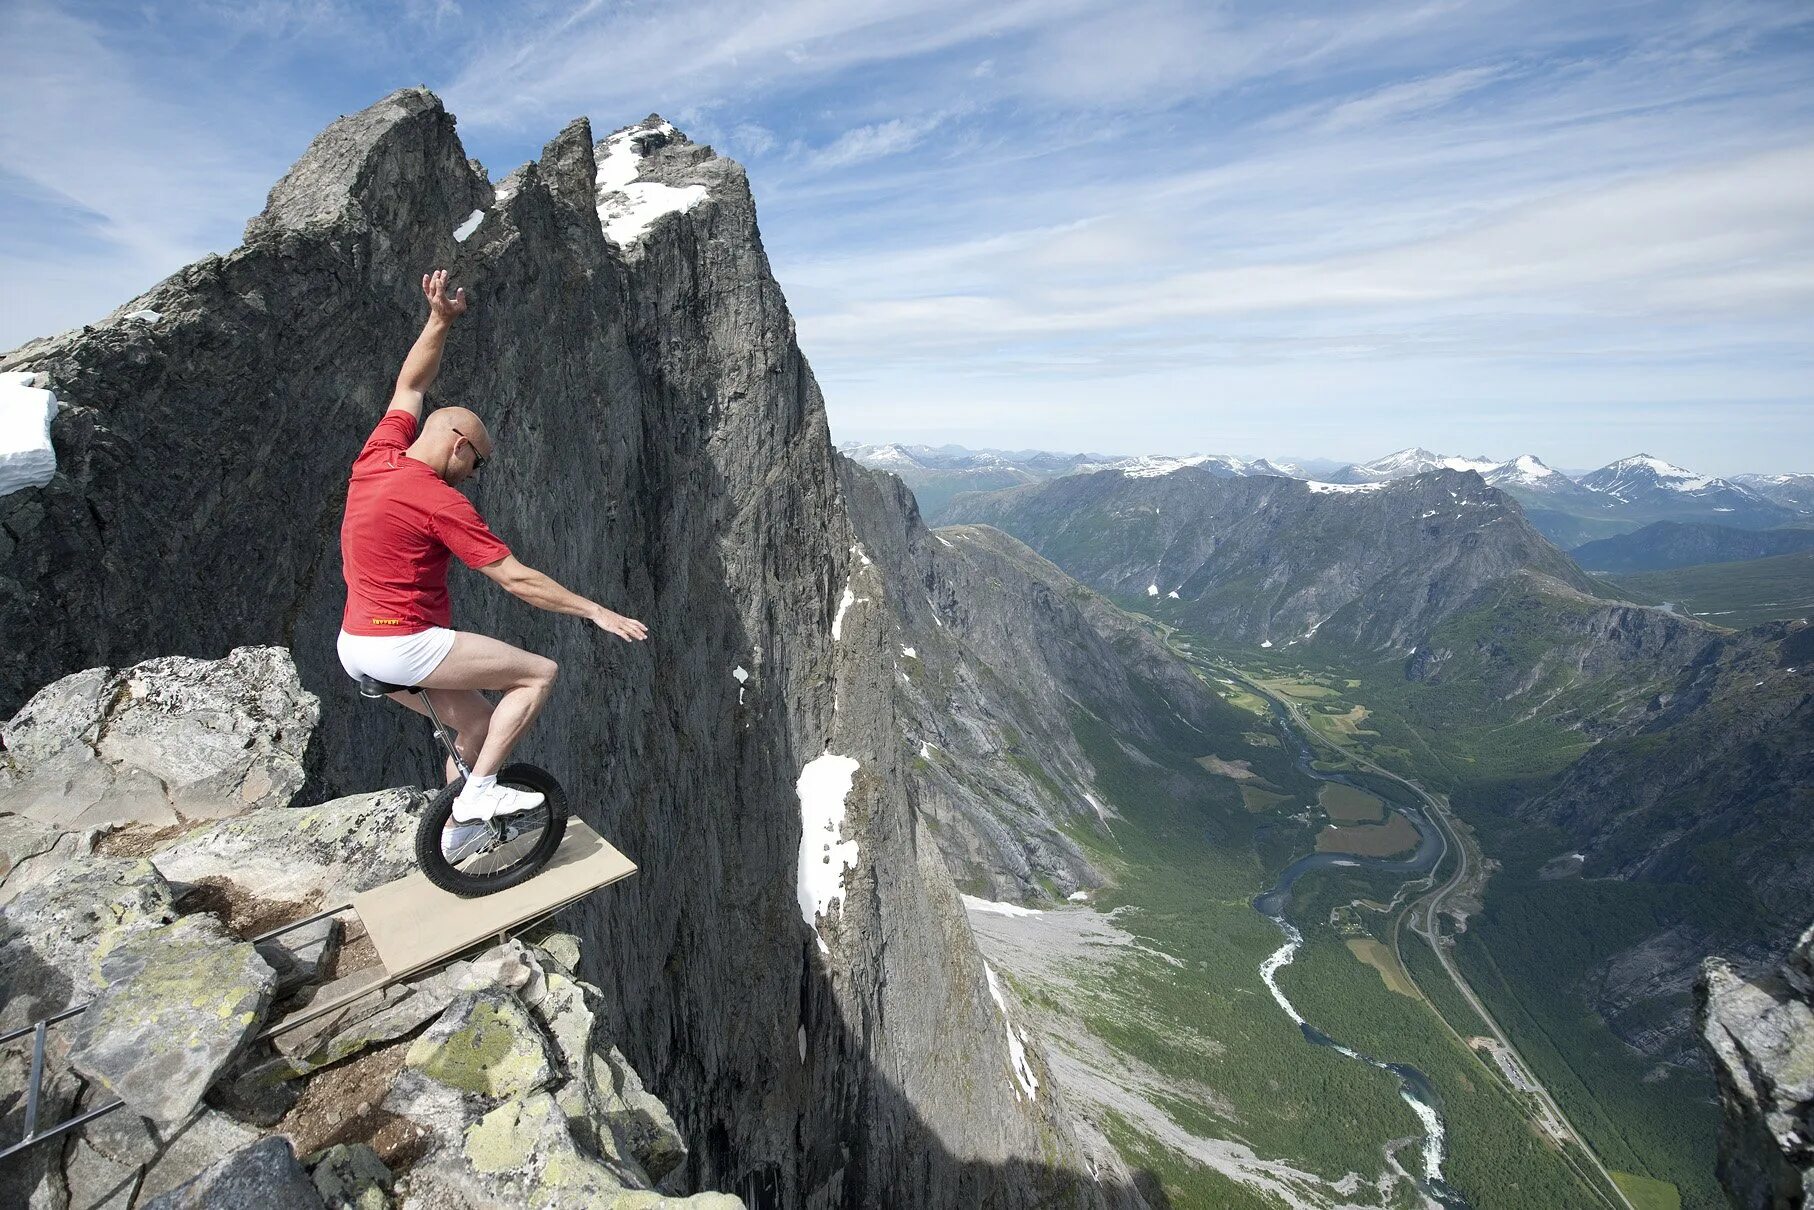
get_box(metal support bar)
[0,1001,88,1046]
[23,1022,45,1139]
[0,1096,126,1163]
[248,902,354,946]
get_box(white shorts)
[337,626,457,687]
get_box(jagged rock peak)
[592,114,727,249]
[245,86,485,244]
[1698,924,1814,1207]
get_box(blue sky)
[3,0,1811,474]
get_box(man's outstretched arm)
[478,556,650,642]
[389,269,467,420]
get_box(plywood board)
[351,819,636,977]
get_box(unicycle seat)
[358,675,419,699]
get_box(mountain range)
[845,441,1808,547]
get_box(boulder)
[307,1142,394,1210]
[69,914,276,1123]
[1698,924,1814,1208]
[141,1136,323,1210]
[0,812,94,906]
[152,787,422,907]
[136,1109,263,1203]
[404,988,555,1103]
[0,648,317,830]
[259,916,342,996]
[0,856,176,1031]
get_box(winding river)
[1248,695,1470,1209]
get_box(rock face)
[1508,621,1814,1065]
[839,456,1232,901]
[0,647,318,833]
[1698,924,1814,1208]
[0,90,1131,1204]
[938,465,1595,653]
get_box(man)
[337,270,648,858]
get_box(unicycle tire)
[415,763,569,898]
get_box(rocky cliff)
[938,466,1595,654]
[1698,924,1814,1207]
[1509,620,1814,1067]
[0,90,1135,1206]
[837,457,1232,903]
[1,648,738,1208]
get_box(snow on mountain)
[845,442,928,471]
[1484,454,1561,487]
[1733,472,1814,514]
[1581,454,1730,500]
[1089,453,1252,479]
[1343,447,1500,482]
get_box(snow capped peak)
[854,443,925,470]
[1350,448,1500,482]
[1582,454,1716,496]
[594,117,708,247]
[1110,453,1247,479]
[1484,454,1560,487]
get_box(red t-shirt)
[339,411,511,636]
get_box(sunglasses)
[450,427,488,471]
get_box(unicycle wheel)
[415,762,569,897]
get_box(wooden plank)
[350,819,636,978]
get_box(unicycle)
[357,675,569,897]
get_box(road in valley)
[1214,664,1637,1210]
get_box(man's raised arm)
[388,269,467,420]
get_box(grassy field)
[1612,1170,1683,1210]
[1317,812,1419,856]
[1346,938,1419,998]
[1603,548,1814,628]
[1319,782,1386,822]
[1239,785,1294,812]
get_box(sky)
[3,0,1811,474]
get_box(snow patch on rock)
[983,962,1040,1100]
[595,122,709,247]
[452,209,485,242]
[1,371,59,496]
[795,753,861,955]
[962,895,1042,918]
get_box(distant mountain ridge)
[845,441,1807,545]
[934,465,1596,655]
[1573,521,1814,572]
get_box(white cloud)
[808,115,947,168]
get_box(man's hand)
[422,268,467,322]
[592,607,650,642]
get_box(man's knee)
[528,656,558,693]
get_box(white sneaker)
[452,780,545,823]
[442,821,493,863]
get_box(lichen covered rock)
[308,1142,394,1210]
[151,785,422,906]
[405,988,555,1103]
[69,914,276,1123]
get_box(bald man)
[337,270,647,857]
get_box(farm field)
[1317,812,1419,856]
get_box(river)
[1248,694,1470,1208]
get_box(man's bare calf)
[416,631,559,777]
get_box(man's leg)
[416,632,558,778]
[387,688,493,785]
